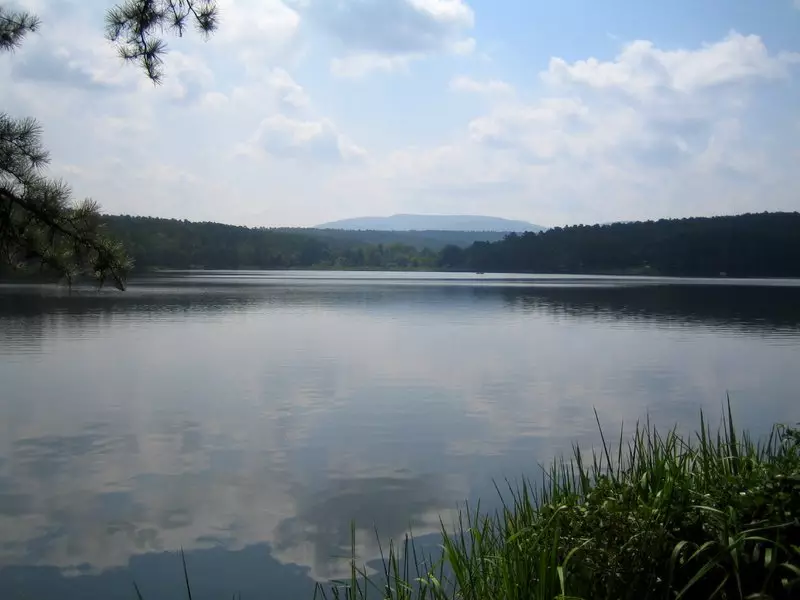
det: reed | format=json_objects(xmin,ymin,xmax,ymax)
[{"xmin": 314, "ymin": 403, "xmax": 800, "ymax": 600}]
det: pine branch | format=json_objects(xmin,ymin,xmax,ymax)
[
  {"xmin": 0, "ymin": 6, "xmax": 41, "ymax": 51},
  {"xmin": 0, "ymin": 186, "xmax": 131, "ymax": 290},
  {"xmin": 105, "ymin": 0, "xmax": 218, "ymax": 83},
  {"xmin": 1, "ymin": 1, "xmax": 222, "ymax": 288},
  {"xmin": 1, "ymin": 114, "xmax": 131, "ymax": 289},
  {"xmin": 0, "ymin": 113, "xmax": 50, "ymax": 187}
]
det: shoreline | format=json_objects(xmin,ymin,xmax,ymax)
[{"xmin": 311, "ymin": 409, "xmax": 799, "ymax": 600}]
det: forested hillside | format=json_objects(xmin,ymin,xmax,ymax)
[
  {"xmin": 103, "ymin": 216, "xmax": 439, "ymax": 270},
  {"xmin": 283, "ymin": 227, "xmax": 510, "ymax": 250},
  {"xmin": 90, "ymin": 212, "xmax": 800, "ymax": 278},
  {"xmin": 458, "ymin": 212, "xmax": 800, "ymax": 277}
]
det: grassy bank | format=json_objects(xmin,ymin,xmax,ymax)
[{"xmin": 316, "ymin": 408, "xmax": 800, "ymax": 600}]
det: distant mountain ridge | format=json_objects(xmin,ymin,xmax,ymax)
[{"xmin": 316, "ymin": 214, "xmax": 543, "ymax": 232}]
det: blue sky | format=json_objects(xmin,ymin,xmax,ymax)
[{"xmin": 2, "ymin": 0, "xmax": 799, "ymax": 227}]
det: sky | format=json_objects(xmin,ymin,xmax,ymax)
[{"xmin": 1, "ymin": 0, "xmax": 799, "ymax": 228}]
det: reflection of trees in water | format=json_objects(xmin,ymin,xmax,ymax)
[
  {"xmin": 3, "ymin": 281, "xmax": 800, "ymax": 346},
  {"xmin": 0, "ymin": 278, "xmax": 800, "ymax": 329},
  {"xmin": 0, "ymin": 284, "xmax": 255, "ymax": 350},
  {"xmin": 0, "ymin": 281, "xmax": 500, "ymax": 352},
  {"xmin": 499, "ymin": 285, "xmax": 800, "ymax": 335}
]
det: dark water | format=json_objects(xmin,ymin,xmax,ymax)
[{"xmin": 1, "ymin": 271, "xmax": 799, "ymax": 599}]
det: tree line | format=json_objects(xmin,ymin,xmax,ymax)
[
  {"xmin": 94, "ymin": 212, "xmax": 800, "ymax": 278},
  {"xmin": 456, "ymin": 212, "xmax": 800, "ymax": 277},
  {"xmin": 103, "ymin": 215, "xmax": 440, "ymax": 270},
  {"xmin": 285, "ymin": 227, "xmax": 510, "ymax": 251}
]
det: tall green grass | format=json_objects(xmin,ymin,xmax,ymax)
[{"xmin": 315, "ymin": 406, "xmax": 800, "ymax": 600}]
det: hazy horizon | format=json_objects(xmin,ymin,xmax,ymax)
[{"xmin": 105, "ymin": 209, "xmax": 800, "ymax": 232}]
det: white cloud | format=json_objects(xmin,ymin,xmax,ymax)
[
  {"xmin": 407, "ymin": 0, "xmax": 473, "ymax": 24},
  {"xmin": 248, "ymin": 114, "xmax": 365, "ymax": 163},
  {"xmin": 295, "ymin": 0, "xmax": 475, "ymax": 77},
  {"xmin": 358, "ymin": 32, "xmax": 800, "ymax": 225},
  {"xmin": 5, "ymin": 2, "xmax": 138, "ymax": 94},
  {"xmin": 0, "ymin": 0, "xmax": 368, "ymax": 226},
  {"xmin": 263, "ymin": 67, "xmax": 311, "ymax": 110},
  {"xmin": 204, "ymin": 67, "xmax": 312, "ymax": 115},
  {"xmin": 323, "ymin": 30, "xmax": 800, "ymax": 224},
  {"xmin": 466, "ymin": 98, "xmax": 589, "ymax": 161},
  {"xmin": 156, "ymin": 51, "xmax": 216, "ymax": 103},
  {"xmin": 450, "ymin": 75, "xmax": 514, "ymax": 95},
  {"xmin": 543, "ymin": 32, "xmax": 799, "ymax": 97},
  {"xmin": 208, "ymin": 67, "xmax": 365, "ymax": 164},
  {"xmin": 299, "ymin": 0, "xmax": 473, "ymax": 53},
  {"xmin": 3, "ymin": 1, "xmax": 218, "ymax": 112},
  {"xmin": 452, "ymin": 37, "xmax": 477, "ymax": 55},
  {"xmin": 330, "ymin": 53, "xmax": 416, "ymax": 78},
  {"xmin": 515, "ymin": 31, "xmax": 799, "ymax": 174},
  {"xmin": 215, "ymin": 0, "xmax": 301, "ymax": 67}
]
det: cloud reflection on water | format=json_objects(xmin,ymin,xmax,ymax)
[{"xmin": 0, "ymin": 273, "xmax": 798, "ymax": 598}]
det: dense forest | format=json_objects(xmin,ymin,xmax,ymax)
[
  {"xmin": 278, "ymin": 227, "xmax": 510, "ymax": 250},
  {"xmin": 459, "ymin": 212, "xmax": 800, "ymax": 278},
  {"xmin": 5, "ymin": 212, "xmax": 794, "ymax": 278},
  {"xmin": 103, "ymin": 216, "xmax": 440, "ymax": 270}
]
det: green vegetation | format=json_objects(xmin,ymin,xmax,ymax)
[
  {"xmin": 104, "ymin": 215, "xmax": 441, "ymax": 270},
  {"xmin": 460, "ymin": 212, "xmax": 800, "ymax": 278},
  {"xmin": 292, "ymin": 227, "xmax": 513, "ymax": 252},
  {"xmin": 315, "ymin": 408, "xmax": 800, "ymax": 600},
  {"xmin": 1, "ymin": 1, "xmax": 218, "ymax": 289},
  {"xmin": 99, "ymin": 212, "xmax": 800, "ymax": 279}
]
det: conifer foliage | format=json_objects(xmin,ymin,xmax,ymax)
[{"xmin": 0, "ymin": 2, "xmax": 218, "ymax": 289}]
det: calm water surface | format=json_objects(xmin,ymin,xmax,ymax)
[{"xmin": 1, "ymin": 271, "xmax": 799, "ymax": 599}]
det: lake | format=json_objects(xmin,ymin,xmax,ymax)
[{"xmin": 1, "ymin": 271, "xmax": 799, "ymax": 599}]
